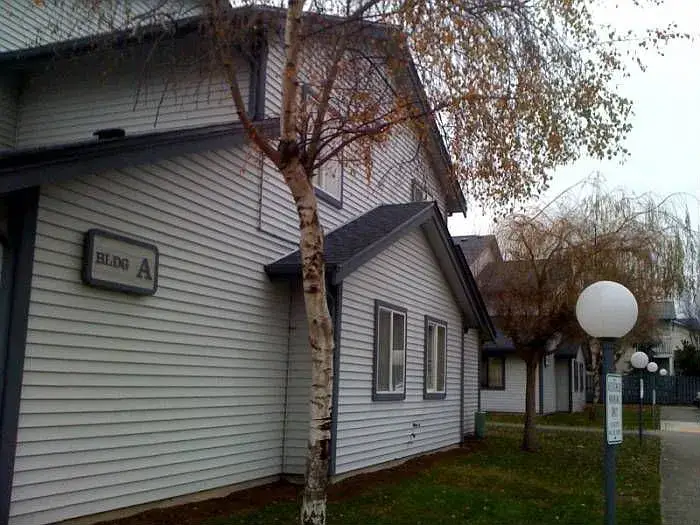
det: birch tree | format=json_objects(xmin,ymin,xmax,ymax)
[{"xmin": 25, "ymin": 0, "xmax": 686, "ymax": 522}]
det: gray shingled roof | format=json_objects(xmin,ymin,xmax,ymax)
[
  {"xmin": 482, "ymin": 330, "xmax": 516, "ymax": 353},
  {"xmin": 453, "ymin": 235, "xmax": 497, "ymax": 264},
  {"xmin": 674, "ymin": 317, "xmax": 700, "ymax": 332},
  {"xmin": 265, "ymin": 201, "xmax": 435, "ymax": 277}
]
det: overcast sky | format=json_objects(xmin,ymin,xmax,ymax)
[{"xmin": 448, "ymin": 0, "xmax": 700, "ymax": 236}]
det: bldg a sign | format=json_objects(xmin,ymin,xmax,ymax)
[
  {"xmin": 82, "ymin": 229, "xmax": 159, "ymax": 295},
  {"xmin": 606, "ymin": 373, "xmax": 623, "ymax": 445}
]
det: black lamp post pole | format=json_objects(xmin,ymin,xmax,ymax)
[{"xmin": 602, "ymin": 338, "xmax": 617, "ymax": 525}]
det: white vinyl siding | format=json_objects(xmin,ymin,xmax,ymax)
[
  {"xmin": 10, "ymin": 145, "xmax": 297, "ymax": 525},
  {"xmin": 259, "ymin": 123, "xmax": 447, "ymax": 243},
  {"xmin": 481, "ymin": 356, "xmax": 531, "ymax": 413},
  {"xmin": 282, "ymin": 281, "xmax": 310, "ymax": 476},
  {"xmin": 462, "ymin": 330, "xmax": 479, "ymax": 435},
  {"xmin": 0, "ymin": 73, "xmax": 19, "ymax": 149},
  {"xmin": 334, "ymin": 228, "xmax": 463, "ymax": 475},
  {"xmin": 0, "ymin": 1, "xmax": 199, "ymax": 53},
  {"xmin": 541, "ymin": 354, "xmax": 557, "ymax": 415},
  {"xmin": 15, "ymin": 36, "xmax": 248, "ymax": 148}
]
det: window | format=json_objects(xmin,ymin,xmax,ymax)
[
  {"xmin": 573, "ymin": 360, "xmax": 579, "ymax": 392},
  {"xmin": 411, "ymin": 179, "xmax": 432, "ymax": 202},
  {"xmin": 579, "ymin": 363, "xmax": 585, "ymax": 392},
  {"xmin": 373, "ymin": 301, "xmax": 407, "ymax": 400},
  {"xmin": 315, "ymin": 154, "xmax": 343, "ymax": 208},
  {"xmin": 480, "ymin": 355, "xmax": 505, "ymax": 390},
  {"xmin": 424, "ymin": 317, "xmax": 447, "ymax": 399}
]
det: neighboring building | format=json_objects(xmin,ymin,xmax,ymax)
[
  {"xmin": 617, "ymin": 301, "xmax": 700, "ymax": 375},
  {"xmin": 0, "ymin": 8, "xmax": 494, "ymax": 525},
  {"xmin": 479, "ymin": 332, "xmax": 585, "ymax": 414},
  {"xmin": 456, "ymin": 235, "xmax": 585, "ymax": 414}
]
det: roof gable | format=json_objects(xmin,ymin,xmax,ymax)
[{"xmin": 266, "ymin": 202, "xmax": 494, "ymax": 337}]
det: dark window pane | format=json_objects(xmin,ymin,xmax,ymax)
[
  {"xmin": 436, "ymin": 325, "xmax": 446, "ymax": 391},
  {"xmin": 376, "ymin": 309, "xmax": 391, "ymax": 392},
  {"xmin": 488, "ymin": 357, "xmax": 504, "ymax": 388},
  {"xmin": 426, "ymin": 323, "xmax": 435, "ymax": 390}
]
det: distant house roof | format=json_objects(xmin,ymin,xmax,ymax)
[
  {"xmin": 555, "ymin": 342, "xmax": 580, "ymax": 359},
  {"xmin": 653, "ymin": 301, "xmax": 676, "ymax": 320},
  {"xmin": 482, "ymin": 330, "xmax": 515, "ymax": 354},
  {"xmin": 453, "ymin": 235, "xmax": 500, "ymax": 264},
  {"xmin": 673, "ymin": 317, "xmax": 700, "ymax": 332},
  {"xmin": 266, "ymin": 202, "xmax": 495, "ymax": 338}
]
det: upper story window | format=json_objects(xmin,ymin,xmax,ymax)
[
  {"xmin": 373, "ymin": 300, "xmax": 407, "ymax": 401},
  {"xmin": 411, "ymin": 179, "xmax": 432, "ymax": 202},
  {"xmin": 315, "ymin": 155, "xmax": 343, "ymax": 208},
  {"xmin": 424, "ymin": 317, "xmax": 447, "ymax": 399}
]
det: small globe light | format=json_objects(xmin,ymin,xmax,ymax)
[
  {"xmin": 576, "ymin": 281, "xmax": 638, "ymax": 338},
  {"xmin": 647, "ymin": 362, "xmax": 659, "ymax": 373},
  {"xmin": 659, "ymin": 368, "xmax": 668, "ymax": 376},
  {"xmin": 630, "ymin": 351, "xmax": 649, "ymax": 370}
]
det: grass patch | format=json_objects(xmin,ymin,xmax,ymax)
[
  {"xmin": 488, "ymin": 404, "xmax": 659, "ymax": 430},
  {"xmin": 206, "ymin": 427, "xmax": 660, "ymax": 525}
]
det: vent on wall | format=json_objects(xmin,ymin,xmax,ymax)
[{"xmin": 93, "ymin": 128, "xmax": 126, "ymax": 141}]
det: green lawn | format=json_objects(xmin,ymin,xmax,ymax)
[
  {"xmin": 205, "ymin": 427, "xmax": 660, "ymax": 525},
  {"xmin": 487, "ymin": 404, "xmax": 659, "ymax": 430}
]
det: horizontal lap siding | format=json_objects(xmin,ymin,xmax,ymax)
[
  {"xmin": 282, "ymin": 282, "xmax": 310, "ymax": 475},
  {"xmin": 10, "ymin": 146, "xmax": 295, "ymax": 525},
  {"xmin": 542, "ymin": 357, "xmax": 557, "ymax": 415},
  {"xmin": 463, "ymin": 330, "xmax": 479, "ymax": 434},
  {"xmin": 260, "ymin": 42, "xmax": 447, "ymax": 242},
  {"xmin": 16, "ymin": 37, "xmax": 247, "ymax": 148},
  {"xmin": 481, "ymin": 357, "xmax": 529, "ymax": 413},
  {"xmin": 335, "ymin": 229, "xmax": 463, "ymax": 474},
  {"xmin": 0, "ymin": 1, "xmax": 198, "ymax": 52}
]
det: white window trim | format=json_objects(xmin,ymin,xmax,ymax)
[
  {"xmin": 373, "ymin": 301, "xmax": 407, "ymax": 401},
  {"xmin": 424, "ymin": 316, "xmax": 447, "ymax": 399}
]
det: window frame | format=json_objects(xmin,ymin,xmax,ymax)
[
  {"xmin": 423, "ymin": 316, "xmax": 448, "ymax": 400},
  {"xmin": 314, "ymin": 152, "xmax": 344, "ymax": 209},
  {"xmin": 372, "ymin": 300, "xmax": 408, "ymax": 401},
  {"xmin": 411, "ymin": 179, "xmax": 432, "ymax": 203},
  {"xmin": 480, "ymin": 354, "xmax": 506, "ymax": 390}
]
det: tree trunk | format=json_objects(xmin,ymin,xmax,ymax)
[
  {"xmin": 281, "ymin": 160, "xmax": 334, "ymax": 525},
  {"xmin": 522, "ymin": 357, "xmax": 539, "ymax": 451}
]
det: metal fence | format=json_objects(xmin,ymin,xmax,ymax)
[{"xmin": 586, "ymin": 374, "xmax": 700, "ymax": 405}]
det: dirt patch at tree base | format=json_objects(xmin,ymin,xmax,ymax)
[{"xmin": 96, "ymin": 440, "xmax": 484, "ymax": 525}]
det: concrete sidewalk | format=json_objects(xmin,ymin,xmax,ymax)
[{"xmin": 660, "ymin": 406, "xmax": 700, "ymax": 525}]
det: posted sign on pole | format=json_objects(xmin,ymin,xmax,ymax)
[{"xmin": 606, "ymin": 374, "xmax": 623, "ymax": 445}]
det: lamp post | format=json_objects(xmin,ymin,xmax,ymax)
[
  {"xmin": 647, "ymin": 362, "xmax": 658, "ymax": 429},
  {"xmin": 576, "ymin": 281, "xmax": 638, "ymax": 525},
  {"xmin": 630, "ymin": 351, "xmax": 649, "ymax": 443}
]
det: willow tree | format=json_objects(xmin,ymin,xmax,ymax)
[
  {"xmin": 480, "ymin": 184, "xmax": 690, "ymax": 450},
  {"xmin": 27, "ymin": 0, "xmax": 685, "ymax": 522}
]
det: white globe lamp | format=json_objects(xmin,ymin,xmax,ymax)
[
  {"xmin": 630, "ymin": 351, "xmax": 649, "ymax": 370},
  {"xmin": 660, "ymin": 368, "xmax": 668, "ymax": 376},
  {"xmin": 646, "ymin": 362, "xmax": 658, "ymax": 373},
  {"xmin": 576, "ymin": 281, "xmax": 638, "ymax": 338}
]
